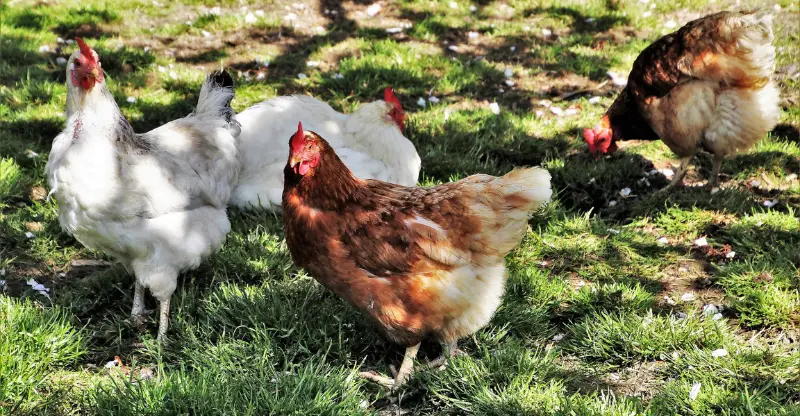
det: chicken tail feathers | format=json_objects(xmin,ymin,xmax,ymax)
[
  {"xmin": 473, "ymin": 167, "xmax": 552, "ymax": 256},
  {"xmin": 497, "ymin": 167, "xmax": 553, "ymax": 213},
  {"xmin": 195, "ymin": 69, "xmax": 241, "ymax": 135}
]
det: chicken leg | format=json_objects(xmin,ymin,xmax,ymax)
[
  {"xmin": 157, "ymin": 298, "xmax": 170, "ymax": 342},
  {"xmin": 360, "ymin": 343, "xmax": 420, "ymax": 389},
  {"xmin": 662, "ymin": 155, "xmax": 693, "ymax": 191},
  {"xmin": 425, "ymin": 340, "xmax": 460, "ymax": 370},
  {"xmin": 131, "ymin": 282, "xmax": 146, "ymax": 327},
  {"xmin": 707, "ymin": 154, "xmax": 725, "ymax": 189}
]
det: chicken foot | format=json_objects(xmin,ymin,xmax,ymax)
[{"xmin": 360, "ymin": 343, "xmax": 420, "ymax": 389}]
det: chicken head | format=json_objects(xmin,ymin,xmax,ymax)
[
  {"xmin": 70, "ymin": 38, "xmax": 104, "ymax": 91},
  {"xmin": 288, "ymin": 122, "xmax": 321, "ymax": 176},
  {"xmin": 584, "ymin": 115, "xmax": 618, "ymax": 157}
]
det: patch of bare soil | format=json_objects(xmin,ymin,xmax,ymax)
[
  {"xmin": 658, "ymin": 259, "xmax": 725, "ymax": 309},
  {"xmin": 604, "ymin": 360, "xmax": 668, "ymax": 400}
]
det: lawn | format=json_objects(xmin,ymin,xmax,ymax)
[{"xmin": 1, "ymin": 0, "xmax": 799, "ymax": 414}]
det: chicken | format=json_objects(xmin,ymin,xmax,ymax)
[
  {"xmin": 584, "ymin": 11, "xmax": 781, "ymax": 189},
  {"xmin": 45, "ymin": 38, "xmax": 240, "ymax": 341},
  {"xmin": 281, "ymin": 123, "xmax": 552, "ymax": 388},
  {"xmin": 229, "ymin": 88, "xmax": 421, "ymax": 211}
]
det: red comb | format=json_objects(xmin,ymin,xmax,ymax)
[
  {"xmin": 290, "ymin": 122, "xmax": 305, "ymax": 152},
  {"xmin": 75, "ymin": 38, "xmax": 97, "ymax": 63},
  {"xmin": 384, "ymin": 87, "xmax": 401, "ymax": 107}
]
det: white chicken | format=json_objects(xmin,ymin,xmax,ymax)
[
  {"xmin": 229, "ymin": 88, "xmax": 421, "ymax": 211},
  {"xmin": 45, "ymin": 38, "xmax": 240, "ymax": 340}
]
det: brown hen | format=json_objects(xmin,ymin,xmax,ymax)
[
  {"xmin": 585, "ymin": 11, "xmax": 780, "ymax": 189},
  {"xmin": 282, "ymin": 123, "xmax": 552, "ymax": 388}
]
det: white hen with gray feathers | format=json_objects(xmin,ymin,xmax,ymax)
[{"xmin": 46, "ymin": 43, "xmax": 240, "ymax": 341}]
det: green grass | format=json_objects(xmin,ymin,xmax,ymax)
[{"xmin": 1, "ymin": 0, "xmax": 799, "ymax": 414}]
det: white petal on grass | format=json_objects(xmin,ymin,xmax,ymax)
[
  {"xmin": 201, "ymin": 30, "xmax": 211, "ymax": 38},
  {"xmin": 488, "ymin": 102, "xmax": 500, "ymax": 114},
  {"xmin": 608, "ymin": 200, "xmax": 617, "ymax": 207},
  {"xmin": 26, "ymin": 279, "xmax": 49, "ymax": 292},
  {"xmin": 297, "ymin": 73, "xmax": 307, "ymax": 79},
  {"xmin": 25, "ymin": 231, "xmax": 35, "ymax": 239},
  {"xmin": 681, "ymin": 292, "xmax": 696, "ymax": 302},
  {"xmin": 332, "ymin": 73, "xmax": 344, "ymax": 80},
  {"xmin": 619, "ymin": 187, "xmax": 632, "ymax": 197},
  {"xmin": 535, "ymin": 110, "xmax": 545, "ymax": 118},
  {"xmin": 468, "ymin": 31, "xmax": 479, "ymax": 39},
  {"xmin": 449, "ymin": 1, "xmax": 458, "ymax": 9},
  {"xmin": 56, "ymin": 57, "xmax": 67, "ymax": 65},
  {"xmin": 417, "ymin": 97, "xmax": 426, "ymax": 107},
  {"xmin": 660, "ymin": 168, "xmax": 675, "ymax": 178},
  {"xmin": 386, "ymin": 27, "xmax": 403, "ymax": 34},
  {"xmin": 469, "ymin": 5, "xmax": 477, "ymax": 12},
  {"xmin": 608, "ymin": 228, "xmax": 620, "ymax": 235},
  {"xmin": 541, "ymin": 28, "xmax": 552, "ymax": 37},
  {"xmin": 552, "ymin": 333, "xmax": 565, "ymax": 341},
  {"xmin": 284, "ymin": 12, "xmax": 298, "ymax": 21},
  {"xmin": 688, "ymin": 382, "xmax": 702, "ymax": 400},
  {"xmin": 366, "ymin": 4, "xmax": 382, "ymax": 17},
  {"xmin": 244, "ymin": 12, "xmax": 258, "ymax": 24},
  {"xmin": 663, "ymin": 295, "xmax": 676, "ymax": 305},
  {"xmin": 725, "ymin": 251, "xmax": 736, "ymax": 259},
  {"xmin": 306, "ymin": 60, "xmax": 321, "ymax": 67},
  {"xmin": 126, "ymin": 96, "xmax": 136, "ymax": 103},
  {"xmin": 585, "ymin": 17, "xmax": 595, "ymax": 23},
  {"xmin": 504, "ymin": 79, "xmax": 515, "ymax": 86},
  {"xmin": 693, "ymin": 237, "xmax": 708, "ymax": 247},
  {"xmin": 523, "ymin": 26, "xmax": 531, "ymax": 31},
  {"xmin": 763, "ymin": 199, "xmax": 778, "ymax": 207},
  {"xmin": 564, "ymin": 108, "xmax": 580, "ymax": 116},
  {"xmin": 588, "ymin": 96, "xmax": 601, "ymax": 104},
  {"xmin": 711, "ymin": 348, "xmax": 728, "ymax": 358},
  {"xmin": 504, "ymin": 68, "xmax": 513, "ymax": 78},
  {"xmin": 549, "ymin": 107, "xmax": 563, "ymax": 116},
  {"xmin": 105, "ymin": 359, "xmax": 118, "ymax": 369},
  {"xmin": 444, "ymin": 108, "xmax": 452, "ymax": 121},
  {"xmin": 643, "ymin": 11, "xmax": 652, "ymax": 18},
  {"xmin": 712, "ymin": 313, "xmax": 723, "ymax": 321},
  {"xmin": 665, "ymin": 20, "xmax": 677, "ymax": 29},
  {"xmin": 657, "ymin": 237, "xmax": 669, "ymax": 245},
  {"xmin": 702, "ymin": 304, "xmax": 719, "ymax": 316},
  {"xmin": 510, "ymin": 46, "xmax": 516, "ymax": 52},
  {"xmin": 39, "ymin": 45, "xmax": 50, "ymax": 53},
  {"xmin": 428, "ymin": 96, "xmax": 440, "ymax": 104}
]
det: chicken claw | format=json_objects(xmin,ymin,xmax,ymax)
[{"xmin": 360, "ymin": 344, "xmax": 421, "ymax": 390}]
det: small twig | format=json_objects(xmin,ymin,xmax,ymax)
[{"xmin": 554, "ymin": 80, "xmax": 609, "ymax": 101}]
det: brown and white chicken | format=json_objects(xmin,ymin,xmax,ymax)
[
  {"xmin": 281, "ymin": 123, "xmax": 552, "ymax": 388},
  {"xmin": 45, "ymin": 39, "xmax": 240, "ymax": 340},
  {"xmin": 584, "ymin": 11, "xmax": 781, "ymax": 188}
]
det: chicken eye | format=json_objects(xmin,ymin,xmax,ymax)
[{"xmin": 74, "ymin": 60, "xmax": 81, "ymax": 68}]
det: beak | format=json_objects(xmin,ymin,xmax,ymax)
[
  {"xmin": 90, "ymin": 67, "xmax": 100, "ymax": 79},
  {"xmin": 289, "ymin": 156, "xmax": 300, "ymax": 168}
]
